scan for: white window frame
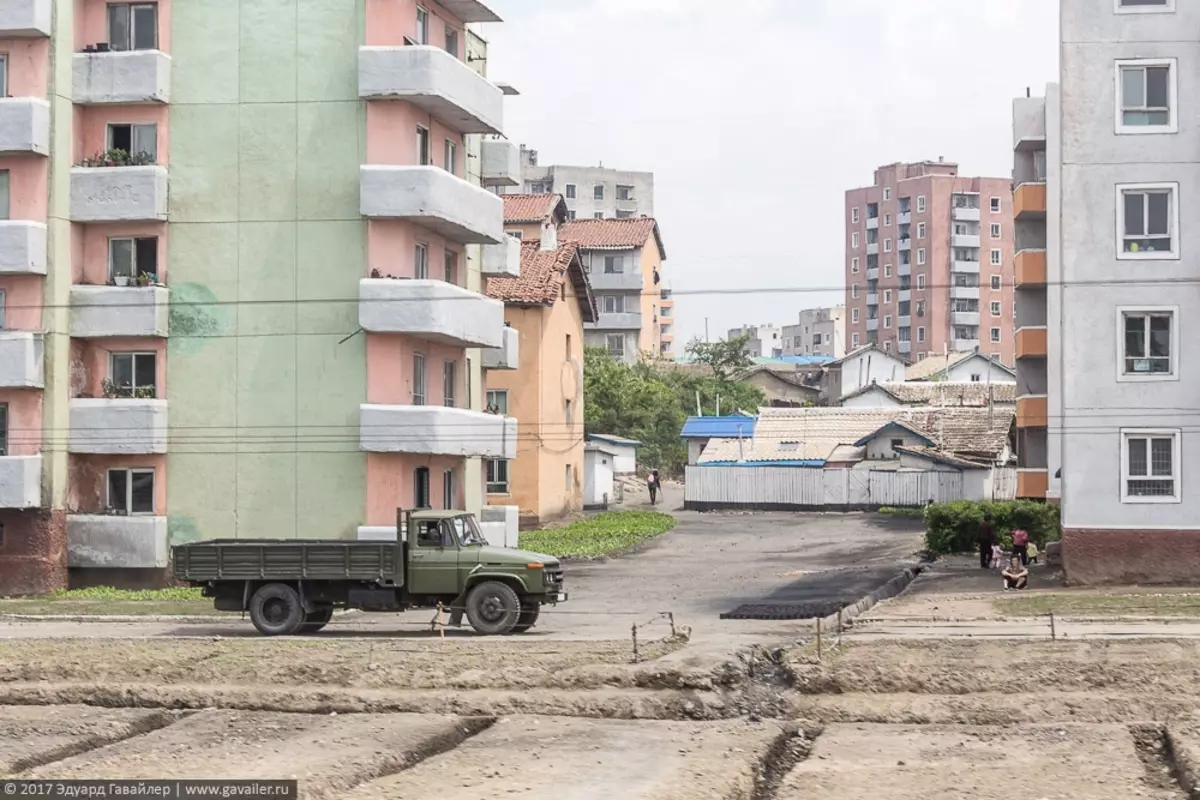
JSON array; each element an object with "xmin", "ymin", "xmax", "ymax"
[
  {"xmin": 851, "ymin": 231, "xmax": 860, "ymax": 249},
  {"xmin": 884, "ymin": 238, "xmax": 892, "ymax": 253},
  {"xmin": 883, "ymin": 213, "xmax": 892, "ymax": 227},
  {"xmin": 851, "ymin": 257, "xmax": 859, "ymax": 273},
  {"xmin": 486, "ymin": 459, "xmax": 509, "ymax": 494},
  {"xmin": 1115, "ymin": 0, "xmax": 1174, "ymax": 11},
  {"xmin": 412, "ymin": 352, "xmax": 426, "ymax": 405},
  {"xmin": 990, "ymin": 327, "xmax": 1001, "ymax": 343},
  {"xmin": 917, "ymin": 274, "xmax": 926, "ymax": 289},
  {"xmin": 917, "ymin": 222, "xmax": 926, "ymax": 239},
  {"xmin": 990, "ymin": 196, "xmax": 1002, "ymax": 213},
  {"xmin": 109, "ymin": 351, "xmax": 157, "ymax": 397},
  {"xmin": 990, "ymin": 249, "xmax": 1002, "ymax": 266},
  {"xmin": 1116, "ymin": 182, "xmax": 1179, "ymax": 260},
  {"xmin": 851, "ymin": 332, "xmax": 860, "ymax": 348},
  {"xmin": 0, "ymin": 287, "xmax": 5, "ymax": 329},
  {"xmin": 884, "ymin": 264, "xmax": 892, "ymax": 278},
  {"xmin": 443, "ymin": 139, "xmax": 457, "ymax": 174},
  {"xmin": 991, "ymin": 275, "xmax": 1002, "ymax": 290},
  {"xmin": 851, "ymin": 307, "xmax": 859, "ymax": 323},
  {"xmin": 883, "ymin": 187, "xmax": 891, "ymax": 201},
  {"xmin": 565, "ymin": 183, "xmax": 576, "ymax": 199},
  {"xmin": 1121, "ymin": 428, "xmax": 1181, "ymax": 503},
  {"xmin": 917, "ymin": 196, "xmax": 926, "ymax": 213},
  {"xmin": 415, "ymin": 5, "xmax": 429, "ymax": 44},
  {"xmin": 990, "ymin": 223, "xmax": 1001, "ymax": 240},
  {"xmin": 883, "ymin": 289, "xmax": 892, "ymax": 304},
  {"xmin": 106, "ymin": 467, "xmax": 156, "ymax": 515},
  {"xmin": 851, "ymin": 207, "xmax": 860, "ymax": 223},
  {"xmin": 851, "ymin": 283, "xmax": 859, "ymax": 299},
  {"xmin": 414, "ymin": 242, "xmax": 429, "ymax": 278},
  {"xmin": 884, "ymin": 314, "xmax": 892, "ymax": 329},
  {"xmin": 0, "ymin": 53, "xmax": 8, "ymax": 99},
  {"xmin": 415, "ymin": 125, "xmax": 431, "ymax": 165},
  {"xmin": 990, "ymin": 301, "xmax": 1002, "ymax": 317},
  {"xmin": 486, "ymin": 388, "xmax": 508, "ymax": 415},
  {"xmin": 917, "ymin": 248, "xmax": 926, "ymax": 265},
  {"xmin": 1115, "ymin": 58, "xmax": 1178, "ymax": 134},
  {"xmin": 1116, "ymin": 305, "xmax": 1178, "ymax": 382},
  {"xmin": 917, "ymin": 326, "xmax": 925, "ymax": 343}
]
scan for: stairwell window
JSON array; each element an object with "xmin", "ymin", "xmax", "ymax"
[
  {"xmin": 107, "ymin": 3, "xmax": 157, "ymax": 51},
  {"xmin": 412, "ymin": 353, "xmax": 426, "ymax": 405},
  {"xmin": 107, "ymin": 123, "xmax": 156, "ymax": 161},
  {"xmin": 109, "ymin": 237, "xmax": 157, "ymax": 283},
  {"xmin": 917, "ymin": 326, "xmax": 926, "ymax": 343},
  {"xmin": 851, "ymin": 257, "xmax": 859, "ymax": 273},
  {"xmin": 1122, "ymin": 429, "xmax": 1180, "ymax": 502},
  {"xmin": 851, "ymin": 207, "xmax": 860, "ymax": 223},
  {"xmin": 106, "ymin": 468, "xmax": 155, "ymax": 514},
  {"xmin": 990, "ymin": 249, "xmax": 1002, "ymax": 266},
  {"xmin": 917, "ymin": 248, "xmax": 926, "ymax": 266},
  {"xmin": 110, "ymin": 352, "xmax": 156, "ymax": 397},
  {"xmin": 851, "ymin": 308, "xmax": 859, "ymax": 323},
  {"xmin": 851, "ymin": 333, "xmax": 860, "ymax": 348},
  {"xmin": 851, "ymin": 232, "xmax": 860, "ymax": 249},
  {"xmin": 1117, "ymin": 183, "xmax": 1178, "ymax": 259},
  {"xmin": 1119, "ymin": 307, "xmax": 1175, "ymax": 379},
  {"xmin": 1117, "ymin": 59, "xmax": 1176, "ymax": 133}
]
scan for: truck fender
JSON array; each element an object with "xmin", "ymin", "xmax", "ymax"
[{"xmin": 465, "ymin": 572, "xmax": 528, "ymax": 596}]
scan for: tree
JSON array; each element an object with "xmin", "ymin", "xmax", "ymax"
[{"xmin": 685, "ymin": 334, "xmax": 754, "ymax": 383}]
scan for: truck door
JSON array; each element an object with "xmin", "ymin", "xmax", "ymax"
[{"xmin": 407, "ymin": 519, "xmax": 460, "ymax": 597}]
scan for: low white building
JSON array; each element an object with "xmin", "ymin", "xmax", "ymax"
[
  {"xmin": 585, "ymin": 434, "xmax": 640, "ymax": 474},
  {"xmin": 906, "ymin": 351, "xmax": 1016, "ymax": 384},
  {"xmin": 583, "ymin": 441, "xmax": 618, "ymax": 509},
  {"xmin": 841, "ymin": 381, "xmax": 1017, "ymax": 409},
  {"xmin": 820, "ymin": 344, "xmax": 907, "ymax": 404}
]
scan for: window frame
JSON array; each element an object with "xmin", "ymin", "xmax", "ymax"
[
  {"xmin": 109, "ymin": 351, "xmax": 157, "ymax": 397},
  {"xmin": 107, "ymin": 122, "xmax": 157, "ymax": 161},
  {"xmin": 414, "ymin": 242, "xmax": 429, "ymax": 278},
  {"xmin": 883, "ymin": 187, "xmax": 891, "ymax": 201},
  {"xmin": 412, "ymin": 352, "xmax": 427, "ymax": 405},
  {"xmin": 917, "ymin": 222, "xmax": 926, "ymax": 239},
  {"xmin": 443, "ymin": 359, "xmax": 456, "ymax": 408},
  {"xmin": 1116, "ymin": 305, "xmax": 1178, "ymax": 382},
  {"xmin": 851, "ymin": 207, "xmax": 859, "ymax": 223},
  {"xmin": 1121, "ymin": 428, "xmax": 1181, "ymax": 503},
  {"xmin": 415, "ymin": 125, "xmax": 431, "ymax": 166},
  {"xmin": 443, "ymin": 139, "xmax": 457, "ymax": 174},
  {"xmin": 883, "ymin": 289, "xmax": 892, "ymax": 304},
  {"xmin": 990, "ymin": 248, "xmax": 1002, "ymax": 266},
  {"xmin": 851, "ymin": 333, "xmax": 860, "ymax": 348},
  {"xmin": 0, "ymin": 53, "xmax": 7, "ymax": 99},
  {"xmin": 990, "ymin": 196, "xmax": 1002, "ymax": 213},
  {"xmin": 883, "ymin": 213, "xmax": 892, "ymax": 227},
  {"xmin": 486, "ymin": 458, "xmax": 510, "ymax": 494},
  {"xmin": 486, "ymin": 388, "xmax": 508, "ymax": 415},
  {"xmin": 565, "ymin": 183, "xmax": 576, "ymax": 199},
  {"xmin": 106, "ymin": 467, "xmax": 156, "ymax": 515},
  {"xmin": 851, "ymin": 283, "xmax": 859, "ymax": 299},
  {"xmin": 884, "ymin": 238, "xmax": 892, "ymax": 253},
  {"xmin": 0, "ymin": 287, "xmax": 5, "ymax": 330},
  {"xmin": 851, "ymin": 256, "xmax": 859, "ymax": 273},
  {"xmin": 990, "ymin": 327, "xmax": 1001, "ymax": 343},
  {"xmin": 606, "ymin": 333, "xmax": 625, "ymax": 357},
  {"xmin": 883, "ymin": 314, "xmax": 892, "ymax": 329},
  {"xmin": 1115, "ymin": 182, "xmax": 1179, "ymax": 260},
  {"xmin": 108, "ymin": 236, "xmax": 158, "ymax": 282},
  {"xmin": 1115, "ymin": 0, "xmax": 1174, "ymax": 11},
  {"xmin": 990, "ymin": 222, "xmax": 1001, "ymax": 240},
  {"xmin": 0, "ymin": 401, "xmax": 6, "ymax": 456},
  {"xmin": 851, "ymin": 231, "xmax": 860, "ymax": 249},
  {"xmin": 917, "ymin": 248, "xmax": 926, "ymax": 266},
  {"xmin": 991, "ymin": 275, "xmax": 1002, "ymax": 290},
  {"xmin": 851, "ymin": 307, "xmax": 859, "ymax": 323},
  {"xmin": 107, "ymin": 2, "xmax": 158, "ymax": 51},
  {"xmin": 1115, "ymin": 58, "xmax": 1178, "ymax": 134},
  {"xmin": 593, "ymin": 184, "xmax": 605, "ymax": 201},
  {"xmin": 916, "ymin": 274, "xmax": 926, "ymax": 290},
  {"xmin": 415, "ymin": 5, "xmax": 429, "ymax": 44},
  {"xmin": 916, "ymin": 196, "xmax": 926, "ymax": 213},
  {"xmin": 990, "ymin": 301, "xmax": 1002, "ymax": 317},
  {"xmin": 916, "ymin": 326, "xmax": 925, "ymax": 343}
]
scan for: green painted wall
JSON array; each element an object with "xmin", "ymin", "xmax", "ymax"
[{"xmin": 166, "ymin": 0, "xmax": 369, "ymax": 542}]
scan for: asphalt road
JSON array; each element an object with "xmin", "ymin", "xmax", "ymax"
[{"xmin": 0, "ymin": 509, "xmax": 926, "ymax": 654}]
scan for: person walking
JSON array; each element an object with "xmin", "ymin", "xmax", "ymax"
[
  {"xmin": 1012, "ymin": 528, "xmax": 1030, "ymax": 566},
  {"xmin": 977, "ymin": 513, "xmax": 996, "ymax": 570},
  {"xmin": 647, "ymin": 470, "xmax": 660, "ymax": 505}
]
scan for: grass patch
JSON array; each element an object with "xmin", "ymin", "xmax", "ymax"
[
  {"xmin": 877, "ymin": 506, "xmax": 925, "ymax": 518},
  {"xmin": 0, "ymin": 586, "xmax": 213, "ymax": 617},
  {"xmin": 997, "ymin": 592, "xmax": 1200, "ymax": 618},
  {"xmin": 518, "ymin": 511, "xmax": 676, "ymax": 559}
]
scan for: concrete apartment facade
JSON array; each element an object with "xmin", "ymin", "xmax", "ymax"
[
  {"xmin": 844, "ymin": 161, "xmax": 1015, "ymax": 365},
  {"xmin": 566, "ymin": 218, "xmax": 667, "ymax": 363},
  {"xmin": 1016, "ymin": 0, "xmax": 1200, "ymax": 584},
  {"xmin": 515, "ymin": 146, "xmax": 654, "ymax": 221},
  {"xmin": 782, "ymin": 306, "xmax": 846, "ymax": 358},
  {"xmin": 728, "ymin": 325, "xmax": 782, "ymax": 358},
  {"xmin": 0, "ymin": 0, "xmax": 522, "ymax": 594}
]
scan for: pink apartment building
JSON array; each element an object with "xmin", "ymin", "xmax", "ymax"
[{"xmin": 844, "ymin": 161, "xmax": 1015, "ymax": 366}]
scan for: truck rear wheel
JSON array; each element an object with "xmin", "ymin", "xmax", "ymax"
[
  {"xmin": 299, "ymin": 607, "xmax": 333, "ymax": 634},
  {"xmin": 465, "ymin": 581, "xmax": 521, "ymax": 635},
  {"xmin": 249, "ymin": 583, "xmax": 305, "ymax": 636},
  {"xmin": 511, "ymin": 601, "xmax": 540, "ymax": 634}
]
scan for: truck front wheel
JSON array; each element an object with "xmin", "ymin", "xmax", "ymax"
[
  {"xmin": 249, "ymin": 583, "xmax": 305, "ymax": 636},
  {"xmin": 511, "ymin": 601, "xmax": 540, "ymax": 634},
  {"xmin": 298, "ymin": 607, "xmax": 333, "ymax": 634},
  {"xmin": 465, "ymin": 581, "xmax": 521, "ymax": 635}
]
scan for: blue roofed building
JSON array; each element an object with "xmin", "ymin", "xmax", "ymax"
[{"xmin": 681, "ymin": 415, "xmax": 756, "ymax": 465}]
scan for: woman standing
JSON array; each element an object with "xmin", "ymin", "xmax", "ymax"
[{"xmin": 648, "ymin": 470, "xmax": 660, "ymax": 505}]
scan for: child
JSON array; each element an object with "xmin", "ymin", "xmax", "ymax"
[
  {"xmin": 990, "ymin": 543, "xmax": 1003, "ymax": 569},
  {"xmin": 1026, "ymin": 541, "xmax": 1040, "ymax": 565}
]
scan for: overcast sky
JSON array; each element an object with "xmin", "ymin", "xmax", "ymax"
[{"xmin": 481, "ymin": 0, "xmax": 1059, "ymax": 347}]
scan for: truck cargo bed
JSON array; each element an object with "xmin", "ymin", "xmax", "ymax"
[{"xmin": 173, "ymin": 540, "xmax": 402, "ymax": 582}]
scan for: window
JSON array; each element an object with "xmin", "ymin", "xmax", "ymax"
[
  {"xmin": 883, "ymin": 289, "xmax": 892, "ymax": 303},
  {"xmin": 1116, "ymin": 0, "xmax": 1174, "ymax": 12},
  {"xmin": 917, "ymin": 248, "xmax": 926, "ymax": 266},
  {"xmin": 565, "ymin": 398, "xmax": 574, "ymax": 428},
  {"xmin": 415, "ymin": 5, "xmax": 429, "ymax": 43},
  {"xmin": 991, "ymin": 275, "xmax": 1002, "ymax": 290},
  {"xmin": 883, "ymin": 187, "xmax": 891, "ymax": 201},
  {"xmin": 990, "ymin": 301, "xmax": 1001, "ymax": 317},
  {"xmin": 0, "ymin": 288, "xmax": 5, "ymax": 329},
  {"xmin": 568, "ymin": 210, "xmax": 577, "ymax": 220},
  {"xmin": 884, "ymin": 314, "xmax": 892, "ymax": 329},
  {"xmin": 413, "ymin": 467, "xmax": 431, "ymax": 509},
  {"xmin": 443, "ymin": 249, "xmax": 458, "ymax": 285},
  {"xmin": 0, "ymin": 54, "xmax": 7, "ymax": 98},
  {"xmin": 852, "ymin": 333, "xmax": 860, "ymax": 347},
  {"xmin": 884, "ymin": 264, "xmax": 892, "ymax": 278},
  {"xmin": 412, "ymin": 353, "xmax": 426, "ymax": 405},
  {"xmin": 851, "ymin": 284, "xmax": 859, "ymax": 299},
  {"xmin": 1116, "ymin": 59, "xmax": 1177, "ymax": 133},
  {"xmin": 606, "ymin": 333, "xmax": 625, "ymax": 357},
  {"xmin": 917, "ymin": 196, "xmax": 926, "ymax": 213},
  {"xmin": 486, "ymin": 388, "xmax": 508, "ymax": 415},
  {"xmin": 443, "ymin": 360, "xmax": 456, "ymax": 408},
  {"xmin": 916, "ymin": 274, "xmax": 926, "ymax": 290},
  {"xmin": 593, "ymin": 212, "xmax": 604, "ymax": 220},
  {"xmin": 884, "ymin": 238, "xmax": 892, "ymax": 253},
  {"xmin": 565, "ymin": 184, "xmax": 576, "ymax": 199},
  {"xmin": 416, "ymin": 126, "xmax": 430, "ymax": 165},
  {"xmin": 851, "ymin": 308, "xmax": 860, "ymax": 323},
  {"xmin": 565, "ymin": 464, "xmax": 573, "ymax": 492},
  {"xmin": 990, "ymin": 197, "xmax": 1002, "ymax": 213},
  {"xmin": 851, "ymin": 257, "xmax": 859, "ymax": 273},
  {"xmin": 990, "ymin": 249, "xmax": 1002, "ymax": 266},
  {"xmin": 0, "ymin": 402, "xmax": 6, "ymax": 456},
  {"xmin": 851, "ymin": 207, "xmax": 860, "ymax": 223},
  {"xmin": 1122, "ymin": 430, "xmax": 1180, "ymax": 502},
  {"xmin": 990, "ymin": 223, "xmax": 1001, "ymax": 240},
  {"xmin": 884, "ymin": 213, "xmax": 892, "ymax": 227},
  {"xmin": 917, "ymin": 222, "xmax": 926, "ymax": 240},
  {"xmin": 604, "ymin": 255, "xmax": 623, "ymax": 274},
  {"xmin": 883, "ymin": 340, "xmax": 892, "ymax": 353},
  {"xmin": 107, "ymin": 123, "xmax": 156, "ymax": 160},
  {"xmin": 106, "ymin": 468, "xmax": 155, "ymax": 514},
  {"xmin": 824, "ymin": 333, "xmax": 831, "ymax": 344},
  {"xmin": 617, "ymin": 185, "xmax": 633, "ymax": 201},
  {"xmin": 566, "ymin": 333, "xmax": 572, "ymax": 357},
  {"xmin": 602, "ymin": 295, "xmax": 624, "ymax": 313},
  {"xmin": 593, "ymin": 184, "xmax": 604, "ymax": 200},
  {"xmin": 486, "ymin": 459, "xmax": 509, "ymax": 493},
  {"xmin": 414, "ymin": 243, "xmax": 429, "ymax": 278},
  {"xmin": 443, "ymin": 469, "xmax": 455, "ymax": 509},
  {"xmin": 1118, "ymin": 183, "xmax": 1178, "ymax": 258},
  {"xmin": 444, "ymin": 26, "xmax": 458, "ymax": 57},
  {"xmin": 509, "ymin": 230, "xmax": 522, "ymax": 241},
  {"xmin": 108, "ymin": 3, "xmax": 157, "ymax": 51},
  {"xmin": 917, "ymin": 326, "xmax": 925, "ymax": 343},
  {"xmin": 108, "ymin": 237, "xmax": 157, "ymax": 282},
  {"xmin": 1120, "ymin": 308, "xmax": 1175, "ymax": 379},
  {"xmin": 990, "ymin": 327, "xmax": 1001, "ymax": 343},
  {"xmin": 851, "ymin": 232, "xmax": 860, "ymax": 248},
  {"xmin": 443, "ymin": 139, "xmax": 457, "ymax": 174},
  {"xmin": 110, "ymin": 352, "xmax": 156, "ymax": 397}
]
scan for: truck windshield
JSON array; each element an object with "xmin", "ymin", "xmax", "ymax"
[{"xmin": 453, "ymin": 515, "xmax": 486, "ymax": 546}]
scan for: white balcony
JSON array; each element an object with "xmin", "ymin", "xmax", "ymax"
[
  {"xmin": 898, "ymin": 289, "xmax": 911, "ymax": 302},
  {"xmin": 866, "ymin": 293, "xmax": 879, "ymax": 306},
  {"xmin": 898, "ymin": 262, "xmax": 911, "ymax": 277},
  {"xmin": 0, "ymin": 220, "xmax": 47, "ymax": 275},
  {"xmin": 897, "ymin": 238, "xmax": 911, "ymax": 252},
  {"xmin": 480, "ymin": 139, "xmax": 520, "ymax": 187},
  {"xmin": 67, "ymin": 514, "xmax": 168, "ymax": 569},
  {"xmin": 952, "ymin": 234, "xmax": 981, "ymax": 249},
  {"xmin": 360, "ymin": 165, "xmax": 503, "ymax": 245},
  {"xmin": 866, "ymin": 242, "xmax": 879, "ymax": 256},
  {"xmin": 898, "ymin": 315, "xmax": 912, "ymax": 328},
  {"xmin": 73, "ymin": 50, "xmax": 172, "ymax": 105},
  {"xmin": 588, "ymin": 271, "xmax": 642, "ymax": 292},
  {"xmin": 866, "ymin": 267, "xmax": 879, "ymax": 281},
  {"xmin": 360, "ymin": 404, "xmax": 517, "ymax": 460},
  {"xmin": 952, "ymin": 206, "xmax": 981, "ymax": 222},
  {"xmin": 592, "ymin": 312, "xmax": 642, "ymax": 331},
  {"xmin": 358, "ymin": 46, "xmax": 502, "ymax": 134},
  {"xmin": 482, "ymin": 234, "xmax": 521, "ymax": 278},
  {"xmin": 70, "ymin": 165, "xmax": 168, "ymax": 222},
  {"xmin": 0, "ymin": 97, "xmax": 48, "ymax": 155},
  {"xmin": 898, "ymin": 341, "xmax": 912, "ymax": 354},
  {"xmin": 482, "ymin": 326, "xmax": 519, "ymax": 370},
  {"xmin": 0, "ymin": 0, "xmax": 50, "ymax": 36},
  {"xmin": 0, "ymin": 455, "xmax": 40, "ymax": 508},
  {"xmin": 359, "ymin": 278, "xmax": 504, "ymax": 348},
  {"xmin": 70, "ymin": 286, "xmax": 169, "ymax": 338},
  {"xmin": 954, "ymin": 338, "xmax": 980, "ymax": 351},
  {"xmin": 68, "ymin": 398, "xmax": 168, "ymax": 454},
  {"xmin": 952, "ymin": 311, "xmax": 980, "ymax": 326},
  {"xmin": 866, "ymin": 217, "xmax": 878, "ymax": 230},
  {"xmin": 898, "ymin": 211, "xmax": 911, "ymax": 225},
  {"xmin": 951, "ymin": 286, "xmax": 981, "ymax": 300},
  {"xmin": 0, "ymin": 331, "xmax": 43, "ymax": 388},
  {"xmin": 952, "ymin": 260, "xmax": 981, "ymax": 274},
  {"xmin": 866, "ymin": 318, "xmax": 879, "ymax": 332}
]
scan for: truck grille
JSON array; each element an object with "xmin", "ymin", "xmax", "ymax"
[{"xmin": 543, "ymin": 569, "xmax": 565, "ymax": 588}]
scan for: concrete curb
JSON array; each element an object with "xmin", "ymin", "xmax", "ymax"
[{"xmin": 814, "ymin": 565, "xmax": 924, "ymax": 636}]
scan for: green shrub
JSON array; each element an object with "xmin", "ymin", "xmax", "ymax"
[
  {"xmin": 519, "ymin": 511, "xmax": 676, "ymax": 559},
  {"xmin": 923, "ymin": 500, "xmax": 1060, "ymax": 555}
]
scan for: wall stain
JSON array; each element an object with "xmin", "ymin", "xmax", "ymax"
[
  {"xmin": 167, "ymin": 515, "xmax": 202, "ymax": 548},
  {"xmin": 168, "ymin": 282, "xmax": 230, "ymax": 356}
]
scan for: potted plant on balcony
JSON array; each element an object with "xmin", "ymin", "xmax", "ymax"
[
  {"xmin": 113, "ymin": 274, "xmax": 131, "ymax": 287},
  {"xmin": 77, "ymin": 149, "xmax": 156, "ymax": 168}
]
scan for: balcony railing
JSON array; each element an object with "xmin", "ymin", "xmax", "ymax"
[
  {"xmin": 67, "ymin": 514, "xmax": 169, "ymax": 568},
  {"xmin": 360, "ymin": 404, "xmax": 517, "ymax": 459},
  {"xmin": 0, "ymin": 331, "xmax": 43, "ymax": 388},
  {"xmin": 70, "ymin": 286, "xmax": 169, "ymax": 338},
  {"xmin": 358, "ymin": 45, "xmax": 502, "ymax": 134},
  {"xmin": 358, "ymin": 278, "xmax": 504, "ymax": 349},
  {"xmin": 0, "ymin": 455, "xmax": 41, "ymax": 508},
  {"xmin": 70, "ymin": 166, "xmax": 168, "ymax": 222},
  {"xmin": 68, "ymin": 398, "xmax": 168, "ymax": 454},
  {"xmin": 360, "ymin": 165, "xmax": 504, "ymax": 244},
  {"xmin": 73, "ymin": 50, "xmax": 172, "ymax": 104}
]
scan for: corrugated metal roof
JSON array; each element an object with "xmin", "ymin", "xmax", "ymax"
[
  {"xmin": 587, "ymin": 433, "xmax": 642, "ymax": 447},
  {"xmin": 681, "ymin": 416, "xmax": 756, "ymax": 439}
]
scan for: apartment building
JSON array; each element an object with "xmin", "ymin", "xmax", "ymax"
[
  {"xmin": 515, "ymin": 146, "xmax": 654, "ymax": 221},
  {"xmin": 565, "ymin": 218, "xmax": 667, "ymax": 363},
  {"xmin": 728, "ymin": 325, "xmax": 782, "ymax": 358},
  {"xmin": 0, "ymin": 0, "xmax": 520, "ymax": 594},
  {"xmin": 1015, "ymin": 0, "xmax": 1199, "ymax": 584},
  {"xmin": 782, "ymin": 306, "xmax": 846, "ymax": 358},
  {"xmin": 844, "ymin": 161, "xmax": 1015, "ymax": 364}
]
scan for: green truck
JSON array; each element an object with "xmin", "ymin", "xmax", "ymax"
[{"xmin": 172, "ymin": 509, "xmax": 567, "ymax": 636}]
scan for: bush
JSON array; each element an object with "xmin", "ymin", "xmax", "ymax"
[{"xmin": 923, "ymin": 500, "xmax": 1060, "ymax": 555}]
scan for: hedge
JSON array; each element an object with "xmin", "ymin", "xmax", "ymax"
[{"xmin": 923, "ymin": 500, "xmax": 1061, "ymax": 555}]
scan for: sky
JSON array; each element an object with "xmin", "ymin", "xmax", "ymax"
[{"xmin": 479, "ymin": 0, "xmax": 1059, "ymax": 346}]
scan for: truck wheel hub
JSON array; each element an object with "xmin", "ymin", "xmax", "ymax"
[
  {"xmin": 263, "ymin": 598, "xmax": 289, "ymax": 624},
  {"xmin": 479, "ymin": 594, "xmax": 507, "ymax": 621}
]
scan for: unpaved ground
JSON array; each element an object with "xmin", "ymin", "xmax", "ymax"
[{"xmin": 0, "ymin": 706, "xmax": 179, "ymax": 774}]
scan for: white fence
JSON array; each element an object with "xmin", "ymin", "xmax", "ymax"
[{"xmin": 685, "ymin": 465, "xmax": 1015, "ymax": 510}]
